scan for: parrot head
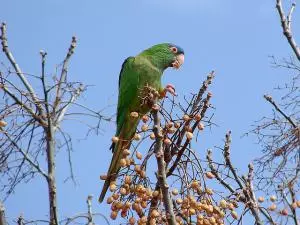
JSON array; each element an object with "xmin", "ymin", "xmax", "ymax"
[{"xmin": 140, "ymin": 43, "xmax": 184, "ymax": 70}]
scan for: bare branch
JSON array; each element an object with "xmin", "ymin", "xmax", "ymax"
[
  {"xmin": 0, "ymin": 22, "xmax": 45, "ymax": 115},
  {"xmin": 276, "ymin": 0, "xmax": 300, "ymax": 60},
  {"xmin": 151, "ymin": 105, "xmax": 176, "ymax": 225}
]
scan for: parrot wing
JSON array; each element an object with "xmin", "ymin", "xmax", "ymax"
[{"xmin": 99, "ymin": 56, "xmax": 141, "ymax": 202}]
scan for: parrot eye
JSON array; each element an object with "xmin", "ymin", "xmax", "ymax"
[{"xmin": 170, "ymin": 46, "xmax": 178, "ymax": 54}]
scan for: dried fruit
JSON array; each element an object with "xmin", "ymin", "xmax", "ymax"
[
  {"xmin": 141, "ymin": 124, "xmax": 148, "ymax": 132},
  {"xmin": 270, "ymin": 195, "xmax": 277, "ymax": 202},
  {"xmin": 129, "ymin": 216, "xmax": 136, "ymax": 224},
  {"xmin": 176, "ymin": 198, "xmax": 183, "ymax": 204},
  {"xmin": 110, "ymin": 211, "xmax": 118, "ymax": 220},
  {"xmin": 219, "ymin": 199, "xmax": 227, "ymax": 209},
  {"xmin": 194, "ymin": 114, "xmax": 201, "ymax": 121},
  {"xmin": 130, "ymin": 111, "xmax": 139, "ymax": 118},
  {"xmin": 172, "ymin": 189, "xmax": 179, "ymax": 195},
  {"xmin": 198, "ymin": 123, "xmax": 204, "ymax": 130},
  {"xmin": 142, "ymin": 115, "xmax": 149, "ymax": 123},
  {"xmin": 183, "ymin": 114, "xmax": 190, "ymax": 122},
  {"xmin": 134, "ymin": 133, "xmax": 141, "ymax": 141},
  {"xmin": 106, "ymin": 196, "xmax": 114, "ymax": 204},
  {"xmin": 111, "ymin": 136, "xmax": 119, "ymax": 143},
  {"xmin": 112, "ymin": 193, "xmax": 119, "ymax": 200},
  {"xmin": 231, "ymin": 211, "xmax": 238, "ymax": 220},
  {"xmin": 258, "ymin": 196, "xmax": 264, "ymax": 203},
  {"xmin": 123, "ymin": 149, "xmax": 131, "ymax": 156},
  {"xmin": 280, "ymin": 208, "xmax": 288, "ymax": 216},
  {"xmin": 0, "ymin": 120, "xmax": 7, "ymax": 127},
  {"xmin": 150, "ymin": 133, "xmax": 156, "ymax": 140},
  {"xmin": 120, "ymin": 158, "xmax": 127, "ymax": 167},
  {"xmin": 164, "ymin": 138, "xmax": 172, "ymax": 145},
  {"xmin": 205, "ymin": 172, "xmax": 215, "ymax": 179},
  {"xmin": 136, "ymin": 151, "xmax": 143, "ymax": 160},
  {"xmin": 109, "ymin": 183, "xmax": 117, "ymax": 192},
  {"xmin": 186, "ymin": 132, "xmax": 193, "ymax": 140},
  {"xmin": 100, "ymin": 175, "xmax": 107, "ymax": 180},
  {"xmin": 268, "ymin": 204, "xmax": 277, "ymax": 211},
  {"xmin": 174, "ymin": 122, "xmax": 180, "ymax": 128}
]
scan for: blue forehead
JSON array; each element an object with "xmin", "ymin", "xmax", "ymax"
[{"xmin": 168, "ymin": 43, "xmax": 184, "ymax": 54}]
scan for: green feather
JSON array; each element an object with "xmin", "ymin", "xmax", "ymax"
[{"xmin": 99, "ymin": 43, "xmax": 182, "ymax": 202}]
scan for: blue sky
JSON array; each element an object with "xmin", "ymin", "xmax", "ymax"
[{"xmin": 1, "ymin": 0, "xmax": 299, "ymax": 224}]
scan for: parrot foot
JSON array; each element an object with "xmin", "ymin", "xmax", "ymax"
[{"xmin": 161, "ymin": 84, "xmax": 177, "ymax": 97}]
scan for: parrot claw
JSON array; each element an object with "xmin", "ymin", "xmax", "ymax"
[{"xmin": 162, "ymin": 84, "xmax": 177, "ymax": 97}]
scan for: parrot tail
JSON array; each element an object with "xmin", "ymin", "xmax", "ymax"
[{"xmin": 99, "ymin": 138, "xmax": 131, "ymax": 203}]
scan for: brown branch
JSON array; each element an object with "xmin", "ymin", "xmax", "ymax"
[
  {"xmin": 276, "ymin": 1, "xmax": 300, "ymax": 61},
  {"xmin": 151, "ymin": 105, "xmax": 176, "ymax": 225}
]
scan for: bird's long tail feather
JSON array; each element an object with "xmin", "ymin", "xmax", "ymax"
[
  {"xmin": 98, "ymin": 138, "xmax": 130, "ymax": 202},
  {"xmin": 99, "ymin": 118, "xmax": 139, "ymax": 203}
]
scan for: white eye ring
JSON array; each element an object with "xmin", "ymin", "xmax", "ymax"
[{"xmin": 171, "ymin": 47, "xmax": 178, "ymax": 53}]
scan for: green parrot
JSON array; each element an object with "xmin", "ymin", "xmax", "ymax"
[{"xmin": 99, "ymin": 43, "xmax": 184, "ymax": 202}]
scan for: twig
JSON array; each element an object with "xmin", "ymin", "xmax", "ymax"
[
  {"xmin": 0, "ymin": 22, "xmax": 45, "ymax": 115},
  {"xmin": 276, "ymin": 1, "xmax": 300, "ymax": 60},
  {"xmin": 53, "ymin": 36, "xmax": 77, "ymax": 112},
  {"xmin": 151, "ymin": 105, "xmax": 176, "ymax": 225},
  {"xmin": 264, "ymin": 94, "xmax": 297, "ymax": 128}
]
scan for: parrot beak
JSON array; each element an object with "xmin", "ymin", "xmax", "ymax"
[{"xmin": 172, "ymin": 54, "xmax": 184, "ymax": 69}]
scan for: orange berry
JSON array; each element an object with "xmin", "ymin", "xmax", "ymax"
[
  {"xmin": 0, "ymin": 120, "xmax": 7, "ymax": 127},
  {"xmin": 205, "ymin": 172, "xmax": 215, "ymax": 179}
]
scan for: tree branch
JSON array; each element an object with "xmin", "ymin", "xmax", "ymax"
[
  {"xmin": 151, "ymin": 105, "xmax": 176, "ymax": 225},
  {"xmin": 276, "ymin": 0, "xmax": 300, "ymax": 61}
]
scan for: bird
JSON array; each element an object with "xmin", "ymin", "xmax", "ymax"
[{"xmin": 99, "ymin": 43, "xmax": 184, "ymax": 202}]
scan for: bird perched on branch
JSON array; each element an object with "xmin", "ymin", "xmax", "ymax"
[{"xmin": 99, "ymin": 43, "xmax": 184, "ymax": 202}]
